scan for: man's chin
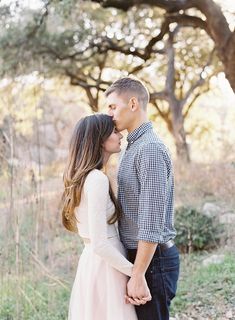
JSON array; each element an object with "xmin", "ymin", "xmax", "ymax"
[{"xmin": 116, "ymin": 125, "xmax": 125, "ymax": 132}]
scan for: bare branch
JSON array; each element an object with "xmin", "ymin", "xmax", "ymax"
[
  {"xmin": 151, "ymin": 100, "xmax": 168, "ymax": 119},
  {"xmin": 183, "ymin": 77, "xmax": 205, "ymax": 106},
  {"xmin": 84, "ymin": 87, "xmax": 99, "ymax": 112},
  {"xmin": 151, "ymin": 100, "xmax": 173, "ymax": 133},
  {"xmin": 90, "ymin": 0, "xmax": 197, "ymax": 12},
  {"xmin": 35, "ymin": 44, "xmax": 97, "ymax": 62},
  {"xmin": 183, "ymin": 71, "xmax": 218, "ymax": 119},
  {"xmin": 166, "ymin": 13, "xmax": 209, "ymax": 34},
  {"xmin": 94, "ymin": 37, "xmax": 147, "ymax": 59},
  {"xmin": 65, "ymin": 69, "xmax": 105, "ymax": 91},
  {"xmin": 182, "ymin": 48, "xmax": 216, "ymax": 105},
  {"xmin": 27, "ymin": 0, "xmax": 51, "ymax": 39},
  {"xmin": 183, "ymin": 90, "xmax": 203, "ymax": 119},
  {"xmin": 150, "ymin": 91, "xmax": 168, "ymax": 101},
  {"xmin": 144, "ymin": 19, "xmax": 170, "ymax": 57}
]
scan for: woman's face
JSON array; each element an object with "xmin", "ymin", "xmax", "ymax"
[{"xmin": 103, "ymin": 128, "xmax": 123, "ymax": 154}]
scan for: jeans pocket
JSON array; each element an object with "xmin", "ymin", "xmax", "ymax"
[
  {"xmin": 162, "ymin": 263, "xmax": 180, "ymax": 301},
  {"xmin": 161, "ymin": 245, "xmax": 179, "ymax": 257},
  {"xmin": 163, "ymin": 254, "xmax": 180, "ymax": 271}
]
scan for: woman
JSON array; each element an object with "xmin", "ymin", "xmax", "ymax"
[{"xmin": 61, "ymin": 114, "xmax": 137, "ymax": 320}]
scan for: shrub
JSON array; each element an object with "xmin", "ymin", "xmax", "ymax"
[{"xmin": 174, "ymin": 206, "xmax": 223, "ymax": 253}]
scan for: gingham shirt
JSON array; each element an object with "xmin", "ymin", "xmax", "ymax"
[{"xmin": 118, "ymin": 122, "xmax": 176, "ymax": 249}]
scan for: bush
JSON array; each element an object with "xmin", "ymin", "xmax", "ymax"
[{"xmin": 174, "ymin": 206, "xmax": 223, "ymax": 253}]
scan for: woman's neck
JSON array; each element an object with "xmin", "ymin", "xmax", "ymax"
[{"xmin": 102, "ymin": 152, "xmax": 110, "ymax": 167}]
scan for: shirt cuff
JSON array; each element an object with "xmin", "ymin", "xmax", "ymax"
[{"xmin": 138, "ymin": 229, "xmax": 164, "ymax": 243}]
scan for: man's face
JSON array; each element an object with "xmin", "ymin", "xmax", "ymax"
[{"xmin": 106, "ymin": 91, "xmax": 132, "ymax": 132}]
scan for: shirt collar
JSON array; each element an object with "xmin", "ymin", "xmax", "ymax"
[{"xmin": 127, "ymin": 122, "xmax": 153, "ymax": 144}]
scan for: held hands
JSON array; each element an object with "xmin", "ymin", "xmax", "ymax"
[{"xmin": 125, "ymin": 273, "xmax": 152, "ymax": 306}]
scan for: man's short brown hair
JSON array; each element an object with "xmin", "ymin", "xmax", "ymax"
[{"xmin": 105, "ymin": 77, "xmax": 149, "ymax": 110}]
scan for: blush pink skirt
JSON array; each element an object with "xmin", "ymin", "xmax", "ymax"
[{"xmin": 68, "ymin": 237, "xmax": 137, "ymax": 320}]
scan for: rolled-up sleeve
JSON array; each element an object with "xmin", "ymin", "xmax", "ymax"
[{"xmin": 136, "ymin": 143, "xmax": 168, "ymax": 243}]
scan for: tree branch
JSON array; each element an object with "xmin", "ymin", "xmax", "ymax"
[
  {"xmin": 150, "ymin": 91, "xmax": 168, "ymax": 101},
  {"xmin": 89, "ymin": 0, "xmax": 231, "ymax": 48},
  {"xmin": 182, "ymin": 48, "xmax": 216, "ymax": 105},
  {"xmin": 151, "ymin": 100, "xmax": 169, "ymax": 120},
  {"xmin": 27, "ymin": 0, "xmax": 51, "ymax": 39},
  {"xmin": 35, "ymin": 43, "xmax": 97, "ymax": 62},
  {"xmin": 92, "ymin": 13, "xmax": 208, "ymax": 62},
  {"xmin": 93, "ymin": 37, "xmax": 147, "ymax": 59},
  {"xmin": 90, "ymin": 0, "xmax": 197, "ymax": 12},
  {"xmin": 64, "ymin": 68, "xmax": 107, "ymax": 111}
]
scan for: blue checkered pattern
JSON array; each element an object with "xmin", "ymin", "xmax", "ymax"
[{"xmin": 118, "ymin": 122, "xmax": 176, "ymax": 249}]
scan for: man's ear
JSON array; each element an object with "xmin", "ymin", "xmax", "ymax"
[{"xmin": 129, "ymin": 97, "xmax": 139, "ymax": 111}]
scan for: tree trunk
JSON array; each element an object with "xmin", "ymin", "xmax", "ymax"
[
  {"xmin": 195, "ymin": 0, "xmax": 235, "ymax": 92},
  {"xmin": 222, "ymin": 31, "xmax": 235, "ymax": 92},
  {"xmin": 170, "ymin": 101, "xmax": 190, "ymax": 162}
]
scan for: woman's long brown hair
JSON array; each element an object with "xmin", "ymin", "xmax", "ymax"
[{"xmin": 61, "ymin": 114, "xmax": 122, "ymax": 232}]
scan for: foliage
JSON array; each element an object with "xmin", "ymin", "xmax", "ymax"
[
  {"xmin": 174, "ymin": 206, "xmax": 223, "ymax": 253},
  {"xmin": 171, "ymin": 252, "xmax": 235, "ymax": 318},
  {"xmin": 0, "ymin": 1, "xmax": 219, "ymax": 99}
]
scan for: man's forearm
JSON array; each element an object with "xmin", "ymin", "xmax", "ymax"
[{"xmin": 132, "ymin": 240, "xmax": 158, "ymax": 276}]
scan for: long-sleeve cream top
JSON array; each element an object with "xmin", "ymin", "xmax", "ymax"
[{"xmin": 75, "ymin": 169, "xmax": 133, "ymax": 277}]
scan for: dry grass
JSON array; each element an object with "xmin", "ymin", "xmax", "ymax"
[{"xmin": 174, "ymin": 161, "xmax": 235, "ymax": 210}]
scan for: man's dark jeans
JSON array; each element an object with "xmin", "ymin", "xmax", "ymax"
[{"xmin": 127, "ymin": 244, "xmax": 180, "ymax": 320}]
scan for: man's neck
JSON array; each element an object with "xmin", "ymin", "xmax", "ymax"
[{"xmin": 127, "ymin": 115, "xmax": 148, "ymax": 133}]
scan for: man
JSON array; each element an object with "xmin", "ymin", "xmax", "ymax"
[{"xmin": 106, "ymin": 77, "xmax": 180, "ymax": 320}]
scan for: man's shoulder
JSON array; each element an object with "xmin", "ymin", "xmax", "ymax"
[{"xmin": 138, "ymin": 131, "xmax": 170, "ymax": 155}]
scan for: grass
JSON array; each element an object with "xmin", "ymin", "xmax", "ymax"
[
  {"xmin": 1, "ymin": 250, "xmax": 234, "ymax": 319},
  {"xmin": 171, "ymin": 251, "xmax": 235, "ymax": 319},
  {"xmin": 0, "ymin": 277, "xmax": 70, "ymax": 320}
]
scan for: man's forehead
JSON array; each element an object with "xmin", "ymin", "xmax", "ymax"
[{"xmin": 106, "ymin": 91, "xmax": 131, "ymax": 104}]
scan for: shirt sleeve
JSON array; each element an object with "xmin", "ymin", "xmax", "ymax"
[
  {"xmin": 136, "ymin": 143, "xmax": 171, "ymax": 243},
  {"xmin": 84, "ymin": 171, "xmax": 133, "ymax": 277}
]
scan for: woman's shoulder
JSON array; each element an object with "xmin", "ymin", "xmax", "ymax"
[
  {"xmin": 87, "ymin": 168, "xmax": 107, "ymax": 180},
  {"xmin": 84, "ymin": 169, "xmax": 109, "ymax": 189}
]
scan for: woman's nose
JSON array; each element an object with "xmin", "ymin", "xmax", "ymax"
[
  {"xmin": 119, "ymin": 133, "xmax": 123, "ymax": 139},
  {"xmin": 108, "ymin": 109, "xmax": 114, "ymax": 117}
]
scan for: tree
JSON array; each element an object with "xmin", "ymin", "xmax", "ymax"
[
  {"xmin": 146, "ymin": 27, "xmax": 217, "ymax": 161},
  {"xmin": 89, "ymin": 0, "xmax": 235, "ymax": 93},
  {"xmin": 0, "ymin": 1, "xmax": 223, "ymax": 160}
]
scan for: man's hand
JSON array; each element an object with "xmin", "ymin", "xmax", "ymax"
[
  {"xmin": 125, "ymin": 273, "xmax": 152, "ymax": 305},
  {"xmin": 124, "ymin": 240, "xmax": 157, "ymax": 305}
]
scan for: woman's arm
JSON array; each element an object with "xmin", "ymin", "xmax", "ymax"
[{"xmin": 85, "ymin": 170, "xmax": 133, "ymax": 277}]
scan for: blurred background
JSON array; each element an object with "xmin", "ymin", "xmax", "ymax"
[{"xmin": 0, "ymin": 0, "xmax": 235, "ymax": 319}]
